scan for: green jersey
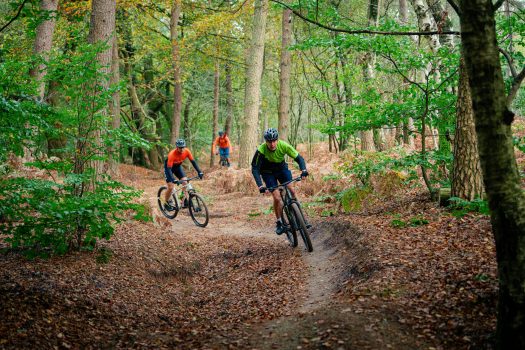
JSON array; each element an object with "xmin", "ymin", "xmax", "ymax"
[{"xmin": 257, "ymin": 140, "xmax": 299, "ymax": 163}]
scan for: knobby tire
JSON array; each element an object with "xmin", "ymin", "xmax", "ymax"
[
  {"xmin": 282, "ymin": 206, "xmax": 298, "ymax": 247},
  {"xmin": 188, "ymin": 193, "xmax": 209, "ymax": 227},
  {"xmin": 291, "ymin": 202, "xmax": 313, "ymax": 252},
  {"xmin": 157, "ymin": 186, "xmax": 179, "ymax": 219}
]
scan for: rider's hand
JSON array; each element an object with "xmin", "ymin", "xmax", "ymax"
[
  {"xmin": 198, "ymin": 172, "xmax": 204, "ymax": 179},
  {"xmin": 301, "ymin": 169, "xmax": 309, "ymax": 178},
  {"xmin": 259, "ymin": 186, "xmax": 267, "ymax": 194}
]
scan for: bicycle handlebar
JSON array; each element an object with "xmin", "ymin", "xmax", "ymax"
[
  {"xmin": 266, "ymin": 176, "xmax": 303, "ymax": 191},
  {"xmin": 173, "ymin": 176, "xmax": 200, "ymax": 185}
]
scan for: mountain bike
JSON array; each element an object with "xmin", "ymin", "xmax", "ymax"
[
  {"xmin": 219, "ymin": 154, "xmax": 230, "ymax": 167},
  {"xmin": 157, "ymin": 176, "xmax": 209, "ymax": 227},
  {"xmin": 268, "ymin": 176, "xmax": 313, "ymax": 252}
]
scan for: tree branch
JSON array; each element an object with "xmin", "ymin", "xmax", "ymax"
[
  {"xmin": 499, "ymin": 47, "xmax": 518, "ymax": 77},
  {"xmin": 271, "ymin": 0, "xmax": 461, "ymax": 36},
  {"xmin": 445, "ymin": 0, "xmax": 461, "ymax": 15},
  {"xmin": 507, "ymin": 66, "xmax": 525, "ymax": 105},
  {"xmin": 0, "ymin": 0, "xmax": 30, "ymax": 33},
  {"xmin": 493, "ymin": 0, "xmax": 506, "ymax": 11}
]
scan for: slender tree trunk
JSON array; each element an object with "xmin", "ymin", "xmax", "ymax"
[
  {"xmin": 459, "ymin": 1, "xmax": 525, "ymax": 347},
  {"xmin": 360, "ymin": 0, "xmax": 380, "ymax": 152},
  {"xmin": 108, "ymin": 33, "xmax": 120, "ymax": 176},
  {"xmin": 170, "ymin": 0, "xmax": 183, "ymax": 145},
  {"xmin": 210, "ymin": 61, "xmax": 219, "ymax": 167},
  {"xmin": 451, "ymin": 58, "xmax": 483, "ymax": 200},
  {"xmin": 225, "ymin": 63, "xmax": 234, "ymax": 136},
  {"xmin": 238, "ymin": 0, "xmax": 268, "ymax": 168},
  {"xmin": 278, "ymin": 8, "xmax": 292, "ymax": 143},
  {"xmin": 183, "ymin": 93, "xmax": 192, "ymax": 148}
]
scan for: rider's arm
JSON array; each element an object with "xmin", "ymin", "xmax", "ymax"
[
  {"xmin": 294, "ymin": 154, "xmax": 307, "ymax": 171},
  {"xmin": 251, "ymin": 150, "xmax": 264, "ymax": 187},
  {"xmin": 191, "ymin": 159, "xmax": 202, "ymax": 174}
]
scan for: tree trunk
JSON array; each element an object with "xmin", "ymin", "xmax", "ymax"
[
  {"xmin": 451, "ymin": 58, "xmax": 483, "ymax": 200},
  {"xmin": 360, "ymin": 0, "xmax": 379, "ymax": 152},
  {"xmin": 108, "ymin": 33, "xmax": 120, "ymax": 176},
  {"xmin": 278, "ymin": 8, "xmax": 292, "ymax": 143},
  {"xmin": 170, "ymin": 0, "xmax": 183, "ymax": 145},
  {"xmin": 30, "ymin": 0, "xmax": 58, "ymax": 101},
  {"xmin": 238, "ymin": 0, "xmax": 268, "ymax": 168},
  {"xmin": 224, "ymin": 63, "xmax": 234, "ymax": 136},
  {"xmin": 87, "ymin": 0, "xmax": 116, "ymax": 180},
  {"xmin": 459, "ymin": 1, "xmax": 525, "ymax": 347},
  {"xmin": 183, "ymin": 93, "xmax": 192, "ymax": 148},
  {"xmin": 210, "ymin": 61, "xmax": 219, "ymax": 167}
]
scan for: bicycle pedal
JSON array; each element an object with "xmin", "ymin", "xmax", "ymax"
[{"xmin": 306, "ymin": 223, "xmax": 312, "ymax": 229}]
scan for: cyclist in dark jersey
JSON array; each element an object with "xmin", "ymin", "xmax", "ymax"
[
  {"xmin": 251, "ymin": 128, "xmax": 309, "ymax": 235},
  {"xmin": 162, "ymin": 138, "xmax": 203, "ymax": 209}
]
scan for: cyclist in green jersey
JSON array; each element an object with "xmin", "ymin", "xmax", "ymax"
[{"xmin": 251, "ymin": 128, "xmax": 309, "ymax": 235}]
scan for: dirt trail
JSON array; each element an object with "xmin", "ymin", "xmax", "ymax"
[{"xmin": 145, "ymin": 175, "xmax": 429, "ymax": 350}]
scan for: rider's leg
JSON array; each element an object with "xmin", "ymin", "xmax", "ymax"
[
  {"xmin": 271, "ymin": 190, "xmax": 283, "ymax": 220},
  {"xmin": 180, "ymin": 177, "xmax": 189, "ymax": 207},
  {"xmin": 164, "ymin": 182, "xmax": 175, "ymax": 202}
]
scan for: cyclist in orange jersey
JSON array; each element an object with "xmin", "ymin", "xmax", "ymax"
[
  {"xmin": 212, "ymin": 131, "xmax": 231, "ymax": 167},
  {"xmin": 161, "ymin": 139, "xmax": 203, "ymax": 209}
]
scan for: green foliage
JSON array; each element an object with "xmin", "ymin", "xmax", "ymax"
[
  {"xmin": 335, "ymin": 185, "xmax": 372, "ymax": 212},
  {"xmin": 448, "ymin": 197, "xmax": 490, "ymax": 217},
  {"xmin": 514, "ymin": 136, "xmax": 525, "ymax": 154},
  {"xmin": 390, "ymin": 214, "xmax": 429, "ymax": 228},
  {"xmin": 0, "ymin": 177, "xmax": 142, "ymax": 258},
  {"xmin": 96, "ymin": 247, "xmax": 113, "ymax": 264}
]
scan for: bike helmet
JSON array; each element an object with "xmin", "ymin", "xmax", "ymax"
[
  {"xmin": 263, "ymin": 128, "xmax": 279, "ymax": 141},
  {"xmin": 218, "ymin": 130, "xmax": 224, "ymax": 136},
  {"xmin": 175, "ymin": 138, "xmax": 186, "ymax": 148}
]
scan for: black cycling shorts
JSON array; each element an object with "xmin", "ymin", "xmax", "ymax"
[
  {"xmin": 261, "ymin": 167, "xmax": 292, "ymax": 192},
  {"xmin": 164, "ymin": 160, "xmax": 186, "ymax": 183}
]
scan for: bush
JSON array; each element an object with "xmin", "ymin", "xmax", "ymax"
[{"xmin": 0, "ymin": 177, "xmax": 142, "ymax": 258}]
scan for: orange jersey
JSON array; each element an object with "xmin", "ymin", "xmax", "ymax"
[
  {"xmin": 167, "ymin": 148, "xmax": 194, "ymax": 167},
  {"xmin": 213, "ymin": 135, "xmax": 231, "ymax": 152}
]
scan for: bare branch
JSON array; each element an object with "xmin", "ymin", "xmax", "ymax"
[
  {"xmin": 270, "ymin": 0, "xmax": 461, "ymax": 36},
  {"xmin": 499, "ymin": 47, "xmax": 518, "ymax": 77},
  {"xmin": 507, "ymin": 67, "xmax": 525, "ymax": 105},
  {"xmin": 0, "ymin": 0, "xmax": 30, "ymax": 33}
]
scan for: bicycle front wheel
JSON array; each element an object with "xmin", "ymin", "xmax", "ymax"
[
  {"xmin": 282, "ymin": 206, "xmax": 298, "ymax": 247},
  {"xmin": 188, "ymin": 193, "xmax": 209, "ymax": 227},
  {"xmin": 291, "ymin": 202, "xmax": 313, "ymax": 252},
  {"xmin": 157, "ymin": 186, "xmax": 179, "ymax": 219}
]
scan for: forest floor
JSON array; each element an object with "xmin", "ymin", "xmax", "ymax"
[{"xmin": 0, "ymin": 156, "xmax": 499, "ymax": 350}]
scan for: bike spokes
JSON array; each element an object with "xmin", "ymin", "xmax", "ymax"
[{"xmin": 189, "ymin": 193, "xmax": 209, "ymax": 227}]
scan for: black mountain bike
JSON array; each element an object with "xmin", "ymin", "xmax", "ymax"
[
  {"xmin": 157, "ymin": 176, "xmax": 209, "ymax": 227},
  {"xmin": 268, "ymin": 176, "xmax": 313, "ymax": 252},
  {"xmin": 219, "ymin": 154, "xmax": 230, "ymax": 167}
]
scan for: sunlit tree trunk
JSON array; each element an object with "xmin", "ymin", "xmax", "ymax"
[
  {"xmin": 398, "ymin": 0, "xmax": 415, "ymax": 150},
  {"xmin": 451, "ymin": 58, "xmax": 483, "ymax": 200},
  {"xmin": 86, "ymin": 0, "xmax": 116, "ymax": 180},
  {"xmin": 278, "ymin": 8, "xmax": 292, "ymax": 143},
  {"xmin": 360, "ymin": 0, "xmax": 380, "ymax": 152},
  {"xmin": 239, "ymin": 0, "xmax": 268, "ymax": 168},
  {"xmin": 459, "ymin": 1, "xmax": 525, "ymax": 347},
  {"xmin": 170, "ymin": 0, "xmax": 183, "ymax": 145},
  {"xmin": 210, "ymin": 61, "xmax": 219, "ymax": 167},
  {"xmin": 30, "ymin": 0, "xmax": 58, "ymax": 101},
  {"xmin": 108, "ymin": 33, "xmax": 120, "ymax": 176},
  {"xmin": 225, "ymin": 63, "xmax": 233, "ymax": 136}
]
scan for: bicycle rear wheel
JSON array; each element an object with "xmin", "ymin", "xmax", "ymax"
[
  {"xmin": 291, "ymin": 202, "xmax": 313, "ymax": 252},
  {"xmin": 157, "ymin": 186, "xmax": 180, "ymax": 219},
  {"xmin": 188, "ymin": 193, "xmax": 209, "ymax": 227},
  {"xmin": 282, "ymin": 206, "xmax": 298, "ymax": 247}
]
